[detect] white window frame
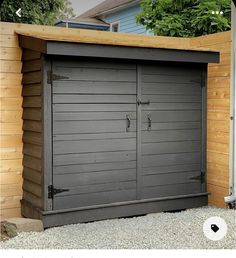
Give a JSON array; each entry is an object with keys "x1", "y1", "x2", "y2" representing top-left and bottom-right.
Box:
[{"x1": 110, "y1": 21, "x2": 120, "y2": 32}]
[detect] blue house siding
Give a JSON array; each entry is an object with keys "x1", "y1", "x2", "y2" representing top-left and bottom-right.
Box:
[{"x1": 104, "y1": 5, "x2": 149, "y2": 34}]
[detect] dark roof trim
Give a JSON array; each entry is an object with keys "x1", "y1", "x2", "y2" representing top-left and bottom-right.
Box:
[
  {"x1": 18, "y1": 35, "x2": 219, "y2": 64},
  {"x1": 54, "y1": 21, "x2": 109, "y2": 30},
  {"x1": 233, "y1": 0, "x2": 236, "y2": 6}
]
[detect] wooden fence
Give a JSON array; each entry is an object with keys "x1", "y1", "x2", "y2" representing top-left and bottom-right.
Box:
[
  {"x1": 191, "y1": 32, "x2": 231, "y2": 207},
  {"x1": 0, "y1": 22, "x2": 231, "y2": 219}
]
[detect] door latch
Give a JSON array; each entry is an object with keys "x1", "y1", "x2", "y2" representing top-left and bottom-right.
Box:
[{"x1": 137, "y1": 99, "x2": 150, "y2": 106}]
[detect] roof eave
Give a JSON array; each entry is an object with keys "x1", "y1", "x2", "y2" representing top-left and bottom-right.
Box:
[
  {"x1": 90, "y1": 0, "x2": 140, "y2": 18},
  {"x1": 55, "y1": 20, "x2": 109, "y2": 28}
]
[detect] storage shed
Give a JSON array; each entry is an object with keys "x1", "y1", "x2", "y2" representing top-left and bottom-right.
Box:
[{"x1": 17, "y1": 32, "x2": 219, "y2": 227}]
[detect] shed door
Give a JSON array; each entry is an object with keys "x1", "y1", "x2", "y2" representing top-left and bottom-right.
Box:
[
  {"x1": 52, "y1": 59, "x2": 137, "y2": 210},
  {"x1": 138, "y1": 63, "x2": 204, "y2": 199}
]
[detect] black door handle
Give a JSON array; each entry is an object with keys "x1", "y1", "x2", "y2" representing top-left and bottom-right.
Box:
[
  {"x1": 126, "y1": 115, "x2": 131, "y2": 132},
  {"x1": 147, "y1": 114, "x2": 152, "y2": 131}
]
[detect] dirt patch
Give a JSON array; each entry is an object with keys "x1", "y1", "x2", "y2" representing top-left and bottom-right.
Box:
[{"x1": 1, "y1": 221, "x2": 18, "y2": 241}]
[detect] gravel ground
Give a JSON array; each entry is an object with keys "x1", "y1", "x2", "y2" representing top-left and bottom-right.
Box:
[{"x1": 1, "y1": 206, "x2": 235, "y2": 249}]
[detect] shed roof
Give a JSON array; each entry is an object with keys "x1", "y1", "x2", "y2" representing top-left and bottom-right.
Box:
[
  {"x1": 16, "y1": 29, "x2": 219, "y2": 64},
  {"x1": 15, "y1": 28, "x2": 216, "y2": 52}
]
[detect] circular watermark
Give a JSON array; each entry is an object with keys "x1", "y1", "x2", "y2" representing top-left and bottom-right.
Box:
[{"x1": 203, "y1": 216, "x2": 227, "y2": 241}]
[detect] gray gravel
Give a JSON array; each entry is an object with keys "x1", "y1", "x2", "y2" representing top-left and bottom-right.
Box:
[{"x1": 1, "y1": 206, "x2": 235, "y2": 249}]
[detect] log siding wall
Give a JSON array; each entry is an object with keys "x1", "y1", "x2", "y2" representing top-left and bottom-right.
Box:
[
  {"x1": 1, "y1": 26, "x2": 23, "y2": 219},
  {"x1": 21, "y1": 49, "x2": 43, "y2": 210},
  {"x1": 0, "y1": 22, "x2": 231, "y2": 219}
]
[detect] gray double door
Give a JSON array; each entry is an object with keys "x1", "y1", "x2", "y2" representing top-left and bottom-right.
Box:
[{"x1": 52, "y1": 58, "x2": 204, "y2": 210}]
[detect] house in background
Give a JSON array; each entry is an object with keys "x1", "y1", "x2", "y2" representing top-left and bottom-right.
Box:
[
  {"x1": 55, "y1": 17, "x2": 110, "y2": 31},
  {"x1": 55, "y1": 0, "x2": 151, "y2": 34}
]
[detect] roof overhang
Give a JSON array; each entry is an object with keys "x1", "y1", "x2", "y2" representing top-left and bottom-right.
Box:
[{"x1": 18, "y1": 34, "x2": 219, "y2": 64}]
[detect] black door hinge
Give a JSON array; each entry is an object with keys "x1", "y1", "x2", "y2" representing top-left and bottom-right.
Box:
[
  {"x1": 189, "y1": 171, "x2": 205, "y2": 184},
  {"x1": 48, "y1": 185, "x2": 69, "y2": 199},
  {"x1": 47, "y1": 72, "x2": 69, "y2": 84}
]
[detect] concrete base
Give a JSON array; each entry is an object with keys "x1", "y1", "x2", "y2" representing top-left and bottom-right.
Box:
[{"x1": 3, "y1": 217, "x2": 44, "y2": 233}]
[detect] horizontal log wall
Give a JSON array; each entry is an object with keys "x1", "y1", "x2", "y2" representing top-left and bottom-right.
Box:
[
  {"x1": 21, "y1": 49, "x2": 43, "y2": 210},
  {"x1": 0, "y1": 21, "x2": 231, "y2": 219},
  {"x1": 191, "y1": 31, "x2": 231, "y2": 207},
  {"x1": 0, "y1": 24, "x2": 23, "y2": 219}
]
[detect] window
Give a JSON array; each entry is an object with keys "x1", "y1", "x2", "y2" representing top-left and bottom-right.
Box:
[{"x1": 110, "y1": 22, "x2": 120, "y2": 32}]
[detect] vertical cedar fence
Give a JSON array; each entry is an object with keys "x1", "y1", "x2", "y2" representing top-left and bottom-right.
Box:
[
  {"x1": 0, "y1": 22, "x2": 231, "y2": 219},
  {"x1": 191, "y1": 33, "x2": 231, "y2": 207}
]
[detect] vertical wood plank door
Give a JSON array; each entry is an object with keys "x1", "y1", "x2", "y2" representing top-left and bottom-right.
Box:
[
  {"x1": 52, "y1": 58, "x2": 138, "y2": 210},
  {"x1": 137, "y1": 63, "x2": 206, "y2": 199}
]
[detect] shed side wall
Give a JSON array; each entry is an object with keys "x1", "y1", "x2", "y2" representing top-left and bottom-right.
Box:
[
  {"x1": 21, "y1": 49, "x2": 43, "y2": 210},
  {"x1": 191, "y1": 31, "x2": 231, "y2": 207}
]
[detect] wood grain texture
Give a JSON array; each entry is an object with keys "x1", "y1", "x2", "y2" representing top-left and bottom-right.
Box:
[
  {"x1": 0, "y1": 147, "x2": 23, "y2": 160},
  {"x1": 0, "y1": 208, "x2": 21, "y2": 220},
  {"x1": 0, "y1": 21, "x2": 230, "y2": 219},
  {"x1": 1, "y1": 159, "x2": 23, "y2": 173},
  {"x1": 0, "y1": 60, "x2": 22, "y2": 73},
  {"x1": 0, "y1": 110, "x2": 22, "y2": 123},
  {"x1": 0, "y1": 35, "x2": 19, "y2": 48},
  {"x1": 0, "y1": 184, "x2": 22, "y2": 197},
  {"x1": 2, "y1": 22, "x2": 194, "y2": 50},
  {"x1": 0, "y1": 47, "x2": 22, "y2": 60},
  {"x1": 207, "y1": 184, "x2": 228, "y2": 208},
  {"x1": 191, "y1": 31, "x2": 231, "y2": 208},
  {"x1": 1, "y1": 135, "x2": 22, "y2": 148},
  {"x1": 20, "y1": 49, "x2": 43, "y2": 211},
  {"x1": 0, "y1": 196, "x2": 21, "y2": 209},
  {"x1": 0, "y1": 172, "x2": 22, "y2": 185}
]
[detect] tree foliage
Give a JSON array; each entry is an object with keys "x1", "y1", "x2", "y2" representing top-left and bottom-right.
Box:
[
  {"x1": 0, "y1": 0, "x2": 75, "y2": 25},
  {"x1": 136, "y1": 0, "x2": 231, "y2": 37}
]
